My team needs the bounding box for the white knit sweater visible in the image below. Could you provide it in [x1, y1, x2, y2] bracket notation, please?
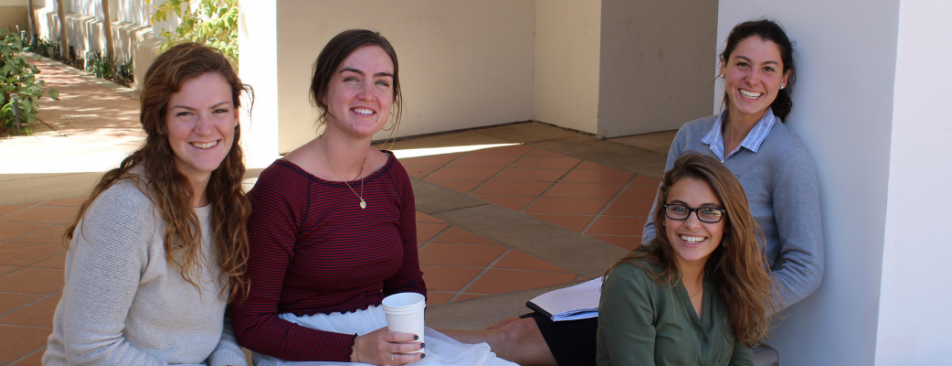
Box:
[43, 179, 247, 366]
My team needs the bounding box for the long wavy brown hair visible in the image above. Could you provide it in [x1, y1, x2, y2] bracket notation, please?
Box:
[63, 43, 252, 302]
[603, 152, 780, 347]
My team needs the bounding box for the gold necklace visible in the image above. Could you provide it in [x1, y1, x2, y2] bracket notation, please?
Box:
[320, 136, 367, 209]
[690, 286, 703, 297]
[686, 282, 703, 298]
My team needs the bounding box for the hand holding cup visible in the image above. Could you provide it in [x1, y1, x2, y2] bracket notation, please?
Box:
[382, 292, 427, 350]
[350, 328, 424, 365]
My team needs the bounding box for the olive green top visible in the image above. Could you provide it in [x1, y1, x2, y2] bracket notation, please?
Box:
[596, 261, 753, 366]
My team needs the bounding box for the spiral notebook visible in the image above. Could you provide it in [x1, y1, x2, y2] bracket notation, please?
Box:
[526, 277, 603, 322]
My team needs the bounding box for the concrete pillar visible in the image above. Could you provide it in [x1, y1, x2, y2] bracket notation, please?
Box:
[875, 0, 952, 364]
[237, 0, 280, 168]
[598, 0, 719, 138]
[533, 0, 601, 135]
[717, 0, 951, 365]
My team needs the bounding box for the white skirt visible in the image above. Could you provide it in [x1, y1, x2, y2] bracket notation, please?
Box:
[253, 305, 518, 366]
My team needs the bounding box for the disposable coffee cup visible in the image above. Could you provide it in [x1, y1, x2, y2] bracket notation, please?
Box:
[382, 292, 426, 353]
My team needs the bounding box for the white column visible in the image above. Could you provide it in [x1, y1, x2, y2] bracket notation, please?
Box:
[533, 0, 601, 134]
[875, 1, 952, 365]
[599, 0, 719, 137]
[237, 0, 279, 168]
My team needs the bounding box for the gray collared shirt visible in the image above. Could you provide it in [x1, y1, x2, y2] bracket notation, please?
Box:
[701, 109, 778, 162]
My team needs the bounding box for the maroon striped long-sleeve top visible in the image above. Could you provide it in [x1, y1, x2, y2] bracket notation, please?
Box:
[232, 155, 426, 362]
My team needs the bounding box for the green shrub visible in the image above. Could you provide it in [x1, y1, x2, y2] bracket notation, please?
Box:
[149, 0, 239, 68]
[1, 30, 59, 137]
[31, 37, 60, 59]
[86, 51, 134, 87]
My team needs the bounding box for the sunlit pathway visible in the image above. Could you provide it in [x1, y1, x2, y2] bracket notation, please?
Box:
[0, 56, 144, 177]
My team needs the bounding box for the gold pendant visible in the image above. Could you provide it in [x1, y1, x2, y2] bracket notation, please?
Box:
[360, 199, 367, 209]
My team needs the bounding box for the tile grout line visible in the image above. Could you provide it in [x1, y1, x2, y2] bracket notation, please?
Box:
[10, 345, 47, 366]
[448, 247, 512, 304]
[418, 152, 470, 181]
[426, 203, 489, 216]
[0, 290, 61, 296]
[470, 128, 581, 145]
[0, 220, 69, 283]
[0, 206, 32, 220]
[424, 242, 506, 248]
[518, 155, 586, 215]
[0, 289, 63, 319]
[0, 218, 70, 244]
[435, 157, 613, 274]
[517, 212, 646, 218]
[460, 148, 535, 195]
[584, 233, 641, 237]
[415, 222, 453, 251]
[580, 174, 639, 236]
[0, 222, 67, 282]
[423, 266, 574, 274]
[0, 321, 56, 330]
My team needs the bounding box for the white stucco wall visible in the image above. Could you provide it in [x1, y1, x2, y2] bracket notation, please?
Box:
[598, 0, 719, 138]
[272, 0, 535, 153]
[0, 0, 27, 31]
[532, 0, 601, 134]
[875, 1, 952, 365]
[717, 1, 900, 365]
[116, 0, 150, 25]
[66, 0, 117, 21]
[237, 0, 280, 168]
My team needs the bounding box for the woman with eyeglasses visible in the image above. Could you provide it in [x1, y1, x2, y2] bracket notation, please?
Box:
[444, 19, 821, 366]
[596, 153, 778, 366]
[597, 152, 778, 365]
[614, 19, 822, 364]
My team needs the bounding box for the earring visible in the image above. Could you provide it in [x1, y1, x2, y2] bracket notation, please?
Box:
[381, 112, 396, 132]
[781, 85, 786, 90]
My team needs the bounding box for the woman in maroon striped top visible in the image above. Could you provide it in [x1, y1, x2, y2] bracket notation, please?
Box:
[231, 30, 517, 366]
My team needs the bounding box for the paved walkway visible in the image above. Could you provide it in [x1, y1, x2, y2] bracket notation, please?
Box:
[0, 57, 675, 365]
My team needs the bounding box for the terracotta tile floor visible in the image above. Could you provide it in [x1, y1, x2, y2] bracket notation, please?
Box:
[416, 214, 581, 307]
[413, 145, 660, 251]
[0, 145, 661, 364]
[0, 199, 78, 365]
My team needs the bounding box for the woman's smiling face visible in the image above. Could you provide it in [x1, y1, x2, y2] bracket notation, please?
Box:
[165, 72, 237, 187]
[720, 36, 790, 123]
[322, 45, 395, 138]
[663, 177, 726, 270]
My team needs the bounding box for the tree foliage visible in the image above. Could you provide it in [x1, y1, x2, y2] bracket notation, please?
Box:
[0, 30, 59, 136]
[148, 0, 239, 67]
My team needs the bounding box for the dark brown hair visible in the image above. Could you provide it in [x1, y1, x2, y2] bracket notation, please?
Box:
[64, 43, 252, 302]
[721, 19, 797, 122]
[309, 29, 403, 134]
[603, 152, 780, 347]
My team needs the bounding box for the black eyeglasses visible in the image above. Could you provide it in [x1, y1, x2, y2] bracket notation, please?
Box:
[663, 204, 727, 223]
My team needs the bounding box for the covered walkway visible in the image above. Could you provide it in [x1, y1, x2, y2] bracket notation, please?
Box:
[0, 56, 674, 365]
